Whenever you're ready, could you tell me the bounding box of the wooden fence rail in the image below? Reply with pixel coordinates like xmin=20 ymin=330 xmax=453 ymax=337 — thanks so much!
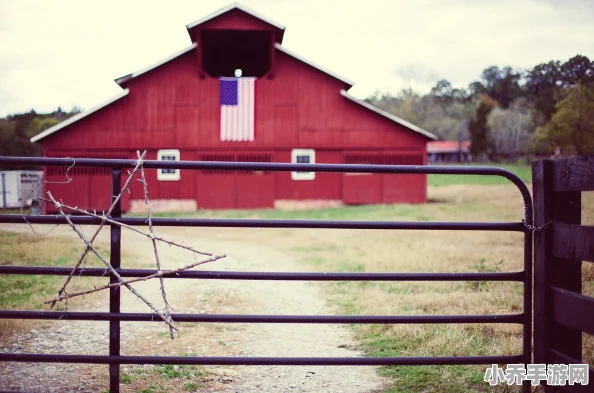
xmin=533 ymin=155 xmax=594 ymax=393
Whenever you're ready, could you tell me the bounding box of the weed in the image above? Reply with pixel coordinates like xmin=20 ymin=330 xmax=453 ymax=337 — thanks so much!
xmin=183 ymin=382 xmax=203 ymax=391
xmin=468 ymin=258 xmax=504 ymax=292
xmin=137 ymin=383 xmax=163 ymax=393
xmin=155 ymin=365 xmax=189 ymax=379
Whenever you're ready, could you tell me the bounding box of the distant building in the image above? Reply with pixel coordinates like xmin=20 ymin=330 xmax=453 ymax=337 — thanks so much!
xmin=427 ymin=141 xmax=471 ymax=164
xmin=0 ymin=171 xmax=43 ymax=210
xmin=31 ymin=3 xmax=437 ymax=212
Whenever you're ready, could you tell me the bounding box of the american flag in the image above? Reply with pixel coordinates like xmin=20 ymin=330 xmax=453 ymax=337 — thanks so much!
xmin=220 ymin=77 xmax=256 ymax=141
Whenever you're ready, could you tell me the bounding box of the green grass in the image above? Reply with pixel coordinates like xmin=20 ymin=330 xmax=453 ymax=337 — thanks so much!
xmin=0 ymin=230 xmax=113 ymax=341
xmin=128 ymin=163 xmax=532 ymax=222
xmin=183 ymin=382 xmax=203 ymax=391
xmin=0 ymin=230 xmax=110 ymax=310
xmin=137 ymin=383 xmax=164 ymax=393
xmin=427 ymin=164 xmax=532 ymax=187
xmin=117 ymin=363 xmax=209 ymax=393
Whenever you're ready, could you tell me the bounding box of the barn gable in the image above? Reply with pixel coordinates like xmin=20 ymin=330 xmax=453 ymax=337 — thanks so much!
xmin=32 ymin=3 xmax=438 ymax=212
xmin=186 ymin=3 xmax=285 ymax=41
xmin=31 ymin=3 xmax=437 ymax=145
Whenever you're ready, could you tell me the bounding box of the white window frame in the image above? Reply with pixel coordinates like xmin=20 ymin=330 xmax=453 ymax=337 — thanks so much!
xmin=291 ymin=149 xmax=315 ymax=180
xmin=157 ymin=149 xmax=181 ymax=181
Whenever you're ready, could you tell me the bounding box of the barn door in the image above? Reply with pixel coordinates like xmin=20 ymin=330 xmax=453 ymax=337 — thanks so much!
xmin=235 ymin=153 xmax=274 ymax=209
xmin=195 ymin=153 xmax=236 ymax=209
xmin=342 ymin=153 xmax=382 ymax=205
xmin=195 ymin=153 xmax=275 ymax=209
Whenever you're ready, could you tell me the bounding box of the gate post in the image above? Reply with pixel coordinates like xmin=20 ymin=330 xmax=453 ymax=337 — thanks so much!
xmin=110 ymin=168 xmax=122 ymax=393
xmin=532 ymin=159 xmax=582 ymax=391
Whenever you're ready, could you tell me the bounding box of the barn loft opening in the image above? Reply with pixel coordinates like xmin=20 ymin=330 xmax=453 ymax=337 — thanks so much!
xmin=201 ymin=30 xmax=271 ymax=78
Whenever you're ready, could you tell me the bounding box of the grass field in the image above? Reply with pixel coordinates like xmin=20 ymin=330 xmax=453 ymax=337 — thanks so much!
xmin=0 ymin=230 xmax=113 ymax=340
xmin=427 ymin=163 xmax=532 ymax=187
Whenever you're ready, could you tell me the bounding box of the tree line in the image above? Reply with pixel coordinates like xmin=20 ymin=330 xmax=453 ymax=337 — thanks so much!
xmin=365 ymin=54 xmax=594 ymax=161
xmin=0 ymin=107 xmax=80 ymax=169
xmin=0 ymin=107 xmax=80 ymax=153
xmin=1 ymin=55 xmax=593 ymax=163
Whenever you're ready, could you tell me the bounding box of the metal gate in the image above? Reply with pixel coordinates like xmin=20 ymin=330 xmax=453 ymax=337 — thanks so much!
xmin=0 ymin=156 xmax=533 ymax=393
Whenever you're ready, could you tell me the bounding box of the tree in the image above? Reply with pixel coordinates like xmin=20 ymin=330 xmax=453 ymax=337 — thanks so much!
xmin=28 ymin=117 xmax=58 ymax=138
xmin=487 ymin=98 xmax=534 ymax=161
xmin=561 ymin=55 xmax=594 ymax=87
xmin=533 ymin=83 xmax=594 ymax=155
xmin=478 ymin=66 xmax=522 ymax=109
xmin=524 ymin=60 xmax=563 ymax=122
xmin=468 ymin=96 xmax=496 ymax=161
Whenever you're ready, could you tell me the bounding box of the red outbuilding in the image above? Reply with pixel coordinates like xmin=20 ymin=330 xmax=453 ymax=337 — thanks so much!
xmin=31 ymin=3 xmax=436 ymax=213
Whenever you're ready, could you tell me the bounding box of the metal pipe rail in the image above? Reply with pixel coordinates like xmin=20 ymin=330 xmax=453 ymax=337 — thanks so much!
xmin=0 ymin=156 xmax=533 ymax=393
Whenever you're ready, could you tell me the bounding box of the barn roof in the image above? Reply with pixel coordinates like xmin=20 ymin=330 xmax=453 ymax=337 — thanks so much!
xmin=30 ymin=3 xmax=435 ymax=143
xmin=30 ymin=89 xmax=129 ymax=143
xmin=340 ymin=91 xmax=437 ymax=140
xmin=115 ymin=43 xmax=198 ymax=87
xmin=275 ymin=44 xmax=354 ymax=87
xmin=186 ymin=3 xmax=285 ymax=33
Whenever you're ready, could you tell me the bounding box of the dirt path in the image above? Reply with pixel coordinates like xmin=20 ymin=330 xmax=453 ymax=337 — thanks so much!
xmin=0 ymin=224 xmax=385 ymax=392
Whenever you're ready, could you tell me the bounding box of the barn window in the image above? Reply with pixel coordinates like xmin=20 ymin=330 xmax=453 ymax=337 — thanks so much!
xmin=157 ymin=149 xmax=180 ymax=181
xmin=291 ymin=149 xmax=315 ymax=180
xmin=201 ymin=30 xmax=271 ymax=77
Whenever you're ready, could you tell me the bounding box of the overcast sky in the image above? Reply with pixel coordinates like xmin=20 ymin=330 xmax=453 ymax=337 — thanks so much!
xmin=1 ymin=0 xmax=593 ymax=116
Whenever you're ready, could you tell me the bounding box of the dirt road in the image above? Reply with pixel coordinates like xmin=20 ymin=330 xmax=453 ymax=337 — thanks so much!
xmin=0 ymin=224 xmax=385 ymax=392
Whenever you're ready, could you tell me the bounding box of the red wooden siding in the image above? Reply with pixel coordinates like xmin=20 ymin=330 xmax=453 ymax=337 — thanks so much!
xmin=44 ymin=49 xmax=427 ymax=152
xmin=343 ymin=152 xmax=427 ymax=204
xmin=275 ymin=150 xmax=342 ymax=200
xmin=44 ymin=152 xmax=131 ymax=213
xmin=194 ymin=152 xmax=274 ymax=209
xmin=39 ymin=6 xmax=432 ymax=211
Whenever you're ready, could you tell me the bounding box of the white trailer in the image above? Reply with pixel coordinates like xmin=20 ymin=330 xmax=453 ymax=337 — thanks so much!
xmin=0 ymin=171 xmax=43 ymax=209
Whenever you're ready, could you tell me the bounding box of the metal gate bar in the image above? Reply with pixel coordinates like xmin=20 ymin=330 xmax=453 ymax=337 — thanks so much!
xmin=0 ymin=156 xmax=533 ymax=393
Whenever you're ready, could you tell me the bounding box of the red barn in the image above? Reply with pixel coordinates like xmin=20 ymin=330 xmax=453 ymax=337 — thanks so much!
xmin=31 ymin=3 xmax=436 ymax=213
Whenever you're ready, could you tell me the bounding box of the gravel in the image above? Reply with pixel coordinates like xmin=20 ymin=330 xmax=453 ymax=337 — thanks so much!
xmin=0 ymin=225 xmax=385 ymax=392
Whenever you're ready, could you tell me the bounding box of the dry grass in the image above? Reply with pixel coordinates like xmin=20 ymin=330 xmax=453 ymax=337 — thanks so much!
xmin=166 ymin=183 xmax=593 ymax=393
xmin=0 ymin=229 xmax=114 ymax=340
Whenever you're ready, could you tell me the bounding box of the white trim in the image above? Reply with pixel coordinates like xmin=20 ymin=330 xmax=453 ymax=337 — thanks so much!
xmin=186 ymin=3 xmax=285 ymax=31
xmin=339 ymin=90 xmax=438 ymax=140
xmin=115 ymin=43 xmax=198 ymax=86
xmin=30 ymin=89 xmax=130 ymax=143
xmin=157 ymin=149 xmax=181 ymax=181
xmin=275 ymin=44 xmax=354 ymax=87
xmin=291 ymin=149 xmax=315 ymax=180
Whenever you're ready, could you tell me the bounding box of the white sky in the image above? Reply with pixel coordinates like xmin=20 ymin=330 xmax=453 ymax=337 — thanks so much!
xmin=1 ymin=0 xmax=593 ymax=116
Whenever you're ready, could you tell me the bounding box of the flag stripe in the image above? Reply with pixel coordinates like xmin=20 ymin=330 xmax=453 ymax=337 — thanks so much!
xmin=248 ymin=80 xmax=255 ymax=141
xmin=220 ymin=77 xmax=255 ymax=142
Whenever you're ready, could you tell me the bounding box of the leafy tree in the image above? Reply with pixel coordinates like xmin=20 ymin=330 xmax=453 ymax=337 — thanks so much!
xmin=0 ymin=107 xmax=81 ymax=169
xmin=28 ymin=117 xmax=58 ymax=138
xmin=534 ymin=83 xmax=594 ymax=155
xmin=560 ymin=55 xmax=594 ymax=87
xmin=524 ymin=60 xmax=563 ymax=122
xmin=477 ymin=66 xmax=522 ymax=109
xmin=468 ymin=95 xmax=496 ymax=161
xmin=487 ymin=98 xmax=534 ymax=161
xmin=367 ymin=81 xmax=474 ymax=142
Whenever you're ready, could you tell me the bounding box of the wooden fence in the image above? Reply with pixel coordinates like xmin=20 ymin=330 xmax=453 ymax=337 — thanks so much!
xmin=533 ymin=156 xmax=594 ymax=393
